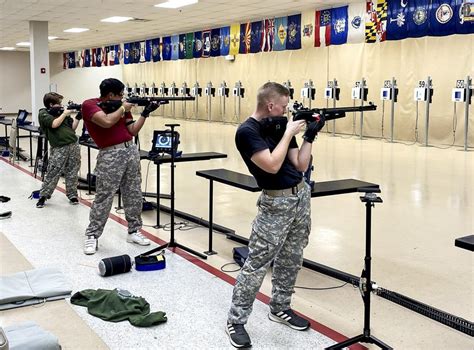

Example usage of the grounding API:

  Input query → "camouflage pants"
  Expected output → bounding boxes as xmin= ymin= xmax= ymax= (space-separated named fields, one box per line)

xmin=40 ymin=141 xmax=81 ymax=199
xmin=85 ymin=144 xmax=142 ymax=238
xmin=228 ymin=183 xmax=311 ymax=325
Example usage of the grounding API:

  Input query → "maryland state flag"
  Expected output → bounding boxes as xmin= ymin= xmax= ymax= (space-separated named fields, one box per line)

xmin=229 ymin=23 xmax=240 ymax=55
xmin=210 ymin=28 xmax=221 ymax=57
xmin=239 ymin=22 xmax=251 ymax=54
xmin=152 ymin=38 xmax=161 ymax=62
xmin=286 ymin=14 xmax=302 ymax=50
xmin=202 ymin=30 xmax=211 ymax=57
xmin=262 ymin=19 xmax=275 ymax=52
xmin=220 ymin=26 xmax=230 ymax=56
xmin=179 ymin=34 xmax=186 ymax=59
xmin=162 ymin=37 xmax=172 ymax=61
xmin=366 ymin=0 xmax=387 ymax=43
xmin=273 ymin=16 xmax=287 ymax=51
xmin=193 ymin=31 xmax=203 ymax=58
xmin=185 ymin=33 xmax=194 ymax=59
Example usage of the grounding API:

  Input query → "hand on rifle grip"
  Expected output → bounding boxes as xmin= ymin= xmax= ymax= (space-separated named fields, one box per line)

xmin=141 ymin=101 xmax=161 ymax=118
xmin=303 ymin=114 xmax=325 ymax=143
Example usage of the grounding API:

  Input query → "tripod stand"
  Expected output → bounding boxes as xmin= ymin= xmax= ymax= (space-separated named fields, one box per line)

xmin=143 ymin=123 xmax=207 ymax=260
xmin=326 ymin=188 xmax=392 ymax=350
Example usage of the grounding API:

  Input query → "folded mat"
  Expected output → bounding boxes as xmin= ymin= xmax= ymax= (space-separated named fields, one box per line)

xmin=3 ymin=321 xmax=60 ymax=350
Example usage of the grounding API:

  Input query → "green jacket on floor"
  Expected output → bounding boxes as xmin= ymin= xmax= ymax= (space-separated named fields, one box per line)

xmin=70 ymin=288 xmax=167 ymax=327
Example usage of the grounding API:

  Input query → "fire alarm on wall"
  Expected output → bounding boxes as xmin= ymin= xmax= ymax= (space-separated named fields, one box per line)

xmin=40 ymin=68 xmax=46 ymax=74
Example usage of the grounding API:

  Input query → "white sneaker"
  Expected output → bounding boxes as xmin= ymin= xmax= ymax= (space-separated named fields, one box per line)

xmin=84 ymin=236 xmax=98 ymax=255
xmin=127 ymin=231 xmax=150 ymax=246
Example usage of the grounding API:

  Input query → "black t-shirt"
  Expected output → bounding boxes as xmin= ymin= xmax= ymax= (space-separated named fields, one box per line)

xmin=235 ymin=117 xmax=302 ymax=190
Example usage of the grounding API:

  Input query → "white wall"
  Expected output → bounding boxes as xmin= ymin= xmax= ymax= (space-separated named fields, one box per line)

xmin=0 ymin=51 xmax=123 ymax=115
xmin=50 ymin=53 xmax=123 ymax=104
xmin=0 ymin=51 xmax=31 ymax=114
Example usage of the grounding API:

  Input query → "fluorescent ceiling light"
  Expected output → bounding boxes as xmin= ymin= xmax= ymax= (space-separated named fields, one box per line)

xmin=0 ymin=47 xmax=15 ymax=51
xmin=101 ymin=16 xmax=134 ymax=23
xmin=155 ymin=0 xmax=198 ymax=9
xmin=63 ymin=27 xmax=89 ymax=33
xmin=16 ymin=42 xmax=31 ymax=47
xmin=48 ymin=36 xmax=58 ymax=40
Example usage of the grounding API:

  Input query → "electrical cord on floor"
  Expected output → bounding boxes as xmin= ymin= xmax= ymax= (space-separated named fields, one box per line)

xmin=430 ymin=102 xmax=458 ymax=150
xmin=294 ymin=282 xmax=348 ymax=291
xmin=143 ymin=159 xmax=152 ymax=194
xmin=220 ymin=263 xmax=241 ymax=273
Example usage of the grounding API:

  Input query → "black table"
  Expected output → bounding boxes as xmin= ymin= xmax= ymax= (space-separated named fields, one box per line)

xmin=455 ymin=235 xmax=474 ymax=252
xmin=0 ymin=118 xmax=12 ymax=150
xmin=151 ymin=152 xmax=227 ymax=228
xmin=196 ymin=168 xmax=379 ymax=256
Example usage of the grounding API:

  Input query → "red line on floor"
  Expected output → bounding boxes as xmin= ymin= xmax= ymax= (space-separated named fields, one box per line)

xmin=1 ymin=157 xmax=367 ymax=349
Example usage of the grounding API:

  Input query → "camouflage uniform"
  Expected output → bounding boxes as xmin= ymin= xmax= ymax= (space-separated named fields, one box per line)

xmin=228 ymin=183 xmax=311 ymax=324
xmin=40 ymin=142 xmax=81 ymax=199
xmin=85 ymin=143 xmax=142 ymax=238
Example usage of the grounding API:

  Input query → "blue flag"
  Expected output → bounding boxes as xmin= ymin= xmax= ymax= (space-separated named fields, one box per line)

xmin=95 ymin=48 xmax=102 ymax=67
xmin=331 ymin=6 xmax=349 ymax=45
xmin=456 ymin=1 xmax=474 ymax=34
xmin=68 ymin=52 xmax=76 ymax=69
xmin=145 ymin=40 xmax=152 ymax=62
xmin=171 ymin=35 xmax=179 ymax=60
xmin=250 ymin=21 xmax=263 ymax=53
xmin=162 ymin=37 xmax=172 ymax=61
xmin=220 ymin=26 xmax=230 ymax=56
xmin=84 ymin=49 xmax=91 ymax=67
xmin=407 ymin=0 xmax=430 ymax=38
xmin=130 ymin=42 xmax=140 ymax=64
xmin=273 ymin=16 xmax=287 ymax=51
xmin=151 ymin=38 xmax=160 ymax=62
xmin=179 ymin=34 xmax=186 ymax=59
xmin=286 ymin=14 xmax=301 ymax=50
xmin=387 ymin=0 xmax=409 ymax=40
xmin=202 ymin=30 xmax=211 ymax=57
xmin=193 ymin=31 xmax=203 ymax=58
xmin=210 ymin=28 xmax=221 ymax=57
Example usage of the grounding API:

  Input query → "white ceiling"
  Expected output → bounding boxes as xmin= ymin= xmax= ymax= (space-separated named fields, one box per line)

xmin=0 ymin=0 xmax=361 ymax=52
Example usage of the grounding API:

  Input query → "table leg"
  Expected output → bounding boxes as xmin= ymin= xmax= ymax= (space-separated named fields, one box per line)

xmin=204 ymin=179 xmax=217 ymax=255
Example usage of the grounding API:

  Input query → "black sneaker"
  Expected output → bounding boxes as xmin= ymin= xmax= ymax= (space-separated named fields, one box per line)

xmin=226 ymin=323 xmax=252 ymax=348
xmin=269 ymin=309 xmax=310 ymax=331
xmin=36 ymin=197 xmax=46 ymax=208
xmin=69 ymin=197 xmax=79 ymax=205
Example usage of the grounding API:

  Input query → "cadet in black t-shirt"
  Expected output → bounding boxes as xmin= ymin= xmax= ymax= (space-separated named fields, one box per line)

xmin=226 ymin=82 xmax=325 ymax=348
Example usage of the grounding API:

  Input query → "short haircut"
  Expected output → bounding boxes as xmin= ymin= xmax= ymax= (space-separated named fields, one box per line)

xmin=99 ymin=78 xmax=125 ymax=97
xmin=43 ymin=92 xmax=63 ymax=108
xmin=256 ymin=82 xmax=289 ymax=110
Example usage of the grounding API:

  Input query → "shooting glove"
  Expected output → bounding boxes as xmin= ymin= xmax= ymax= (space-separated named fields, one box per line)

xmin=75 ymin=112 xmax=83 ymax=121
xmin=141 ymin=101 xmax=161 ymax=118
xmin=303 ymin=115 xmax=325 ymax=143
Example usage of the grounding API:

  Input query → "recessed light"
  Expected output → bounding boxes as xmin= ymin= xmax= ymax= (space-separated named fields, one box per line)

xmin=155 ymin=0 xmax=198 ymax=9
xmin=16 ymin=42 xmax=31 ymax=47
xmin=63 ymin=28 xmax=89 ymax=33
xmin=0 ymin=47 xmax=15 ymax=51
xmin=101 ymin=16 xmax=134 ymax=23
xmin=48 ymin=36 xmax=58 ymax=40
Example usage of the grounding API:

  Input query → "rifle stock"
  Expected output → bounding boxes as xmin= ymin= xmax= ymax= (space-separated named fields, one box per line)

xmin=127 ymin=96 xmax=195 ymax=106
xmin=292 ymin=102 xmax=377 ymax=123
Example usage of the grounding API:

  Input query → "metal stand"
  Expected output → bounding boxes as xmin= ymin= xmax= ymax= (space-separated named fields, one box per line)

xmin=326 ymin=188 xmax=391 ymax=350
xmin=219 ymin=81 xmax=228 ymax=122
xmin=146 ymin=123 xmax=207 ymax=260
xmin=170 ymin=82 xmax=177 ymax=118
xmin=463 ymin=75 xmax=472 ymax=151
xmin=424 ymin=76 xmax=433 ymax=147
xmin=206 ymin=82 xmax=214 ymax=122
xmin=359 ymin=78 xmax=367 ymax=140
xmin=192 ymin=82 xmax=202 ymax=120
xmin=232 ymin=81 xmax=244 ymax=124
xmin=181 ymin=82 xmax=189 ymax=119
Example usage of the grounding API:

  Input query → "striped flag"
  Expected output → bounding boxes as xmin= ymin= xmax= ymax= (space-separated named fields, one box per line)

xmin=366 ymin=0 xmax=387 ymax=43
xmin=262 ymin=19 xmax=274 ymax=52
xmin=315 ymin=9 xmax=331 ymax=47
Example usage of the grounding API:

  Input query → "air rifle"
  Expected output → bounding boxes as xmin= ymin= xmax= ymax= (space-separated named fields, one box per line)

xmin=98 ymin=95 xmax=195 ymax=113
xmin=66 ymin=102 xmax=82 ymax=111
xmin=261 ymin=102 xmax=377 ymax=142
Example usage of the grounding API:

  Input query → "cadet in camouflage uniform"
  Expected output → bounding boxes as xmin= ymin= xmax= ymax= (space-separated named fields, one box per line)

xmin=36 ymin=92 xmax=81 ymax=208
xmin=226 ymin=82 xmax=325 ymax=348
xmin=81 ymin=78 xmax=160 ymax=255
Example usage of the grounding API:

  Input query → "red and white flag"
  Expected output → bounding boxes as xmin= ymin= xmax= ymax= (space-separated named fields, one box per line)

xmin=314 ymin=9 xmax=332 ymax=47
